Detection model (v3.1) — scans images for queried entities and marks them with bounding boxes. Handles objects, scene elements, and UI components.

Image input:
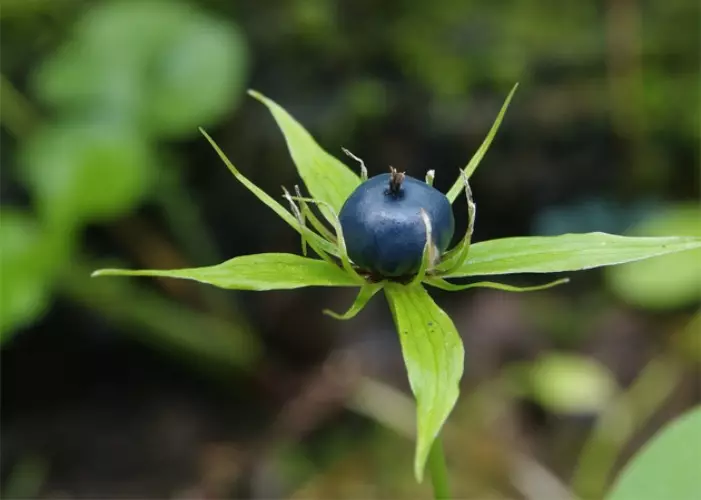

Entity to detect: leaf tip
[91,269,118,278]
[247,89,265,102]
[414,458,425,484]
[322,308,339,319]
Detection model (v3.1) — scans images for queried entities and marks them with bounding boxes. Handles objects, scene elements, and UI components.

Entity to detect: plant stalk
[428,436,451,499]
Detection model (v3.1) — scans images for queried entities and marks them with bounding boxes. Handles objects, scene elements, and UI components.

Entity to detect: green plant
[93,86,701,497]
[607,405,701,500]
[0,0,250,352]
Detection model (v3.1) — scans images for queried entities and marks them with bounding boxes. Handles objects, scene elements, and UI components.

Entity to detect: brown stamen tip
[388,166,405,195]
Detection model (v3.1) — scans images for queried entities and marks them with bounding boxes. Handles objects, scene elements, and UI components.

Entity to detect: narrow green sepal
[289,195,365,284]
[199,128,339,258]
[295,185,336,243]
[424,276,570,292]
[446,83,519,203]
[323,283,383,320]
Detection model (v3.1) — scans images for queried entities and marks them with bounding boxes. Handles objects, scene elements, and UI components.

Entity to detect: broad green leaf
[93,253,362,290]
[0,210,55,341]
[445,233,701,278]
[249,90,361,220]
[608,204,701,309]
[35,0,248,137]
[445,83,518,203]
[142,15,247,137]
[607,406,701,500]
[200,129,339,258]
[21,120,154,228]
[383,283,464,482]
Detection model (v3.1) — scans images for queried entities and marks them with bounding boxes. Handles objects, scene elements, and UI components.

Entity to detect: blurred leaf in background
[0,210,61,340]
[607,405,701,500]
[509,353,619,415]
[1,0,251,354]
[608,204,701,310]
[20,119,155,229]
[33,0,248,137]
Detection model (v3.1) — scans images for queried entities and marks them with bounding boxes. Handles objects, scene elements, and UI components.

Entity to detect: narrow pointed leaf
[424,277,569,292]
[446,83,518,203]
[249,90,361,220]
[323,283,383,320]
[200,128,338,257]
[93,253,362,290]
[444,233,701,278]
[384,283,464,482]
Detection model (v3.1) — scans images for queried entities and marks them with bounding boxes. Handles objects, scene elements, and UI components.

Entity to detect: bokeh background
[1,0,699,498]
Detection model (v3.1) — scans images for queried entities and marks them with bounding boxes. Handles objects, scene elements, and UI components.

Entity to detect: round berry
[339,171,455,277]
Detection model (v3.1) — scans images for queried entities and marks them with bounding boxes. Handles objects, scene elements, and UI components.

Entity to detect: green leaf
[93,253,362,290]
[509,354,617,414]
[249,90,361,220]
[0,210,55,341]
[383,283,464,482]
[445,83,518,203]
[606,406,701,500]
[323,283,383,320]
[200,129,339,258]
[444,233,701,278]
[607,204,701,310]
[20,120,154,227]
[34,0,248,137]
[142,15,247,137]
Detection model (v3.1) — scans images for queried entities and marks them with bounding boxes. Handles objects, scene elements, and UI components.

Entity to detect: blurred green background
[1,0,699,498]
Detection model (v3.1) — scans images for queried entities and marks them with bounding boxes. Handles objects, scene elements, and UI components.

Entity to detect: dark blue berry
[339,171,455,277]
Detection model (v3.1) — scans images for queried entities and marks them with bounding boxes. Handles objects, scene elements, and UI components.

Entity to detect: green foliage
[94,253,362,290]
[608,205,701,309]
[249,90,361,220]
[445,83,518,203]
[606,406,701,500]
[21,120,155,227]
[383,283,463,481]
[199,128,339,258]
[447,233,701,278]
[34,0,247,137]
[1,0,249,351]
[93,91,701,487]
[323,283,384,320]
[0,211,60,339]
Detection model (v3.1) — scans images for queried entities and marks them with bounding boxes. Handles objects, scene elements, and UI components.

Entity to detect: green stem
[428,436,451,499]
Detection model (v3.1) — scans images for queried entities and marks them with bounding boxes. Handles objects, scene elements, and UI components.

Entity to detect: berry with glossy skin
[339,170,455,277]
